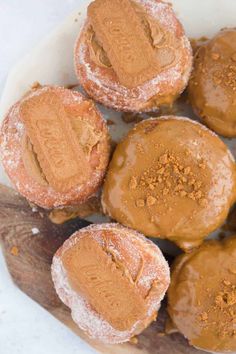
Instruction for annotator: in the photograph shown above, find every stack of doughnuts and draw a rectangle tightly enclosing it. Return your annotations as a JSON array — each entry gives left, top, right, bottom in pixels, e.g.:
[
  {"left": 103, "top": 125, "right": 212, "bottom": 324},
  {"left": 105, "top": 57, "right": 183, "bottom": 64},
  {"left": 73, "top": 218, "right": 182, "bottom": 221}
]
[{"left": 1, "top": 0, "right": 236, "bottom": 351}]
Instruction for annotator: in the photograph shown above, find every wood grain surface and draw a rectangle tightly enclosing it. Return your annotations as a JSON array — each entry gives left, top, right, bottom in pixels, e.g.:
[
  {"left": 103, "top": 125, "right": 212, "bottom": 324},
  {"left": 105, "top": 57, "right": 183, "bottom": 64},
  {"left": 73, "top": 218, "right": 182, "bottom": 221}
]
[{"left": 0, "top": 183, "right": 204, "bottom": 354}]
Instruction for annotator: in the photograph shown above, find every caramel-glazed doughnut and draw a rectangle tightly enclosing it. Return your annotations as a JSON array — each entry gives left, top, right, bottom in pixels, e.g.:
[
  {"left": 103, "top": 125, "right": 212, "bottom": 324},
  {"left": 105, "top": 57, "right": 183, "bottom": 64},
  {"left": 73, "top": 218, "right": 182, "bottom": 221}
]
[
  {"left": 102, "top": 117, "right": 236, "bottom": 251},
  {"left": 74, "top": 0, "right": 192, "bottom": 112},
  {"left": 51, "top": 223, "right": 170, "bottom": 343},
  {"left": 168, "top": 236, "right": 236, "bottom": 353},
  {"left": 189, "top": 29, "right": 236, "bottom": 137},
  {"left": 0, "top": 86, "right": 110, "bottom": 208}
]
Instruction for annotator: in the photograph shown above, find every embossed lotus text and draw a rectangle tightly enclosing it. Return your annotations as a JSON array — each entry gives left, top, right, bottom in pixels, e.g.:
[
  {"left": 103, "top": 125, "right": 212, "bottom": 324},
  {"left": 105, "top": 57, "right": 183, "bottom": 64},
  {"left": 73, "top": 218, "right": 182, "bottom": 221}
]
[
  {"left": 62, "top": 236, "right": 147, "bottom": 331},
  {"left": 20, "top": 91, "right": 89, "bottom": 192},
  {"left": 88, "top": 0, "right": 159, "bottom": 88}
]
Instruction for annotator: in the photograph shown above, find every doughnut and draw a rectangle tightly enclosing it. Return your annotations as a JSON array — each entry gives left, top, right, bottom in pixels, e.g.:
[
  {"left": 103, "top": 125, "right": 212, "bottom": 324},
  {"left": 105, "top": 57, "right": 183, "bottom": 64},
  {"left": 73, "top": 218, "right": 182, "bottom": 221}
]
[
  {"left": 102, "top": 116, "right": 236, "bottom": 251},
  {"left": 51, "top": 223, "right": 170, "bottom": 343},
  {"left": 0, "top": 86, "right": 110, "bottom": 208},
  {"left": 189, "top": 29, "right": 236, "bottom": 137},
  {"left": 168, "top": 236, "right": 236, "bottom": 353},
  {"left": 74, "top": 0, "right": 192, "bottom": 112}
]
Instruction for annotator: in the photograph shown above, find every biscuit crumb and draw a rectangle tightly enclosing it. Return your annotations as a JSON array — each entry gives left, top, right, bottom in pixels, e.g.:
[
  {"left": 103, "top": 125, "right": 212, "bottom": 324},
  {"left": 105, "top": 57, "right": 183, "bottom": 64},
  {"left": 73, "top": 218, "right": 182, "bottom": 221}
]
[
  {"left": 223, "top": 280, "right": 231, "bottom": 286},
  {"left": 184, "top": 166, "right": 191, "bottom": 175},
  {"left": 31, "top": 81, "right": 41, "bottom": 89},
  {"left": 136, "top": 199, "right": 145, "bottom": 207},
  {"left": 199, "top": 312, "right": 208, "bottom": 321},
  {"left": 211, "top": 52, "right": 220, "bottom": 60},
  {"left": 129, "top": 177, "right": 137, "bottom": 190},
  {"left": 146, "top": 196, "right": 157, "bottom": 206},
  {"left": 107, "top": 119, "right": 115, "bottom": 126},
  {"left": 10, "top": 246, "right": 19, "bottom": 256},
  {"left": 180, "top": 190, "right": 187, "bottom": 197},
  {"left": 159, "top": 154, "right": 168, "bottom": 164}
]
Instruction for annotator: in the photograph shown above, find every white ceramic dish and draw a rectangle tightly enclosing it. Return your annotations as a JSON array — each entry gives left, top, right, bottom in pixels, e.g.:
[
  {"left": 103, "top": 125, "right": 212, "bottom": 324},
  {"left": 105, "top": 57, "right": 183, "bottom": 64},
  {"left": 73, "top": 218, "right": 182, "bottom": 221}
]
[{"left": 0, "top": 0, "right": 236, "bottom": 256}]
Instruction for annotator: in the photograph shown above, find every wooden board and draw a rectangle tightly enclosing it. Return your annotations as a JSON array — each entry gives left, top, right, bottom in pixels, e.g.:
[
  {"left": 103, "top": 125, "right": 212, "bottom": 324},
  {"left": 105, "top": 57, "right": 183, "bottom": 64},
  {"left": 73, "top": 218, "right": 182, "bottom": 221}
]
[{"left": 0, "top": 183, "right": 203, "bottom": 354}]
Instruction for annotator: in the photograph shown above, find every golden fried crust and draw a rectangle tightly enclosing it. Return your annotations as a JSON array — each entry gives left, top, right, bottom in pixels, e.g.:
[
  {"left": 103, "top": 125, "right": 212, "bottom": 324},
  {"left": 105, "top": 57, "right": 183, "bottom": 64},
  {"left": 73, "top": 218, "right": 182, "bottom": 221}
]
[
  {"left": 168, "top": 236, "right": 236, "bottom": 353},
  {"left": 102, "top": 117, "right": 236, "bottom": 251},
  {"left": 189, "top": 29, "right": 236, "bottom": 137}
]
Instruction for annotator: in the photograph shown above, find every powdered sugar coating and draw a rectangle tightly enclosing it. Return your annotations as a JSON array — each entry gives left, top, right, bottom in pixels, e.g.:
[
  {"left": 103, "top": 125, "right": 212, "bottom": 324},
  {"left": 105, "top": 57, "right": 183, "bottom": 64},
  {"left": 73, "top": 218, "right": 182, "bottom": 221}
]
[
  {"left": 51, "top": 223, "right": 170, "bottom": 343},
  {"left": 74, "top": 0, "right": 193, "bottom": 112},
  {"left": 0, "top": 85, "right": 110, "bottom": 209}
]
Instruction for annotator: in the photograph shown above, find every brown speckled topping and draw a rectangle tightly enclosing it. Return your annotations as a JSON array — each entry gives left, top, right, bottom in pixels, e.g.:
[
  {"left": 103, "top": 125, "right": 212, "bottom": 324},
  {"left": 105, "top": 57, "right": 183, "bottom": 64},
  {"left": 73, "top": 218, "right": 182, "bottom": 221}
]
[
  {"left": 189, "top": 28, "right": 236, "bottom": 137},
  {"left": 102, "top": 117, "right": 236, "bottom": 251},
  {"left": 129, "top": 151, "right": 207, "bottom": 209},
  {"left": 168, "top": 236, "right": 236, "bottom": 352}
]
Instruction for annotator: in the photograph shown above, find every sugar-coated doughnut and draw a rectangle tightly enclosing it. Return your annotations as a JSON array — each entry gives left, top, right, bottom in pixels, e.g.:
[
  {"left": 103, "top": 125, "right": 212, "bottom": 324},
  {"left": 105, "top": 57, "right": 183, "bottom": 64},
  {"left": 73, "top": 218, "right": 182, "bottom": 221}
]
[
  {"left": 0, "top": 86, "right": 110, "bottom": 208},
  {"left": 51, "top": 223, "right": 170, "bottom": 343},
  {"left": 74, "top": 0, "right": 192, "bottom": 112}
]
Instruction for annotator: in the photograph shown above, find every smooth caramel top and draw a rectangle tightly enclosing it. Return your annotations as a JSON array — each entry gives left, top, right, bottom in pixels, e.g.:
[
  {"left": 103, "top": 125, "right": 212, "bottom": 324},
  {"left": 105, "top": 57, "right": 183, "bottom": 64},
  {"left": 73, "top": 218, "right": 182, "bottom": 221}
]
[
  {"left": 189, "top": 29, "right": 236, "bottom": 137},
  {"left": 102, "top": 117, "right": 236, "bottom": 251},
  {"left": 20, "top": 91, "right": 90, "bottom": 192},
  {"left": 168, "top": 237, "right": 236, "bottom": 352}
]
